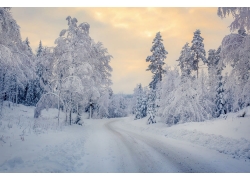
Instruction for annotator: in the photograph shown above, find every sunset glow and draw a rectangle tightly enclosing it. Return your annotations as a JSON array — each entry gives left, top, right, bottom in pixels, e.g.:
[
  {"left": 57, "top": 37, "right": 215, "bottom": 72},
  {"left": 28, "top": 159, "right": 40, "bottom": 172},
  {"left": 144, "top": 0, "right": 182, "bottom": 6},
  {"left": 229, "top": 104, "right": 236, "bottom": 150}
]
[{"left": 11, "top": 7, "right": 233, "bottom": 94}]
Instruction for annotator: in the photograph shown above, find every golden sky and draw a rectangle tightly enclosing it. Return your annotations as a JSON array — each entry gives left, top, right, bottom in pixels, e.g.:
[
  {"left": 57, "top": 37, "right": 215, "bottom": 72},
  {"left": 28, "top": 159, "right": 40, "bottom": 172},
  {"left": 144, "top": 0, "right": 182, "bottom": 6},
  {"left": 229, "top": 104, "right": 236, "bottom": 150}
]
[{"left": 11, "top": 7, "right": 233, "bottom": 94}]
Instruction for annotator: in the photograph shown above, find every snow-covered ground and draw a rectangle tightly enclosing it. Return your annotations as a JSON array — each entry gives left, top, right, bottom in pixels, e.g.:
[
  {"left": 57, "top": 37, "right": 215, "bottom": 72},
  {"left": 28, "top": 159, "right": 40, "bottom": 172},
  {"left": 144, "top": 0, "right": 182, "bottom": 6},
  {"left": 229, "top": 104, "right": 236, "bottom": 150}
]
[
  {"left": 120, "top": 108, "right": 250, "bottom": 161},
  {"left": 0, "top": 102, "right": 250, "bottom": 173}
]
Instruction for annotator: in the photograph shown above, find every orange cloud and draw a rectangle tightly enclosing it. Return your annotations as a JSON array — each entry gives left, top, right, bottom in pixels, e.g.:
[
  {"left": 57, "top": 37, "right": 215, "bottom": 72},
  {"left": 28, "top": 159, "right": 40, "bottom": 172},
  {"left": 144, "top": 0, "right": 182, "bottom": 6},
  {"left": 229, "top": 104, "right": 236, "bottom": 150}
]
[{"left": 11, "top": 7, "right": 234, "bottom": 94}]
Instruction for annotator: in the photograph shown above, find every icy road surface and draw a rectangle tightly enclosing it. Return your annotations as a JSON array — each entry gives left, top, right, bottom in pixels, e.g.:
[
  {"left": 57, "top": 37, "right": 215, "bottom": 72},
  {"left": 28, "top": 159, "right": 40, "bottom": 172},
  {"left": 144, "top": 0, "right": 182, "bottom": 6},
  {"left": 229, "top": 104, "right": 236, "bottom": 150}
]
[
  {"left": 1, "top": 117, "right": 250, "bottom": 173},
  {"left": 80, "top": 119, "right": 250, "bottom": 173}
]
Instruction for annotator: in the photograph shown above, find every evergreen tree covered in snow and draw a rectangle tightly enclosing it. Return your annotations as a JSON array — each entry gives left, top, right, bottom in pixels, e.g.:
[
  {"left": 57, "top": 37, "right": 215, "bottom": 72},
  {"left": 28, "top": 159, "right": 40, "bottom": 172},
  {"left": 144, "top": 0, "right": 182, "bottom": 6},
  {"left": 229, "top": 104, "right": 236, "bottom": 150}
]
[
  {"left": 207, "top": 46, "right": 227, "bottom": 117},
  {"left": 25, "top": 80, "right": 36, "bottom": 106},
  {"left": 145, "top": 32, "right": 167, "bottom": 124},
  {"left": 24, "top": 37, "right": 33, "bottom": 55},
  {"left": 36, "top": 40, "right": 43, "bottom": 57},
  {"left": 190, "top": 29, "right": 207, "bottom": 78},
  {"left": 215, "top": 76, "right": 227, "bottom": 117},
  {"left": 141, "top": 89, "right": 148, "bottom": 118},
  {"left": 0, "top": 7, "right": 34, "bottom": 115},
  {"left": 147, "top": 89, "right": 156, "bottom": 124},
  {"left": 207, "top": 48, "right": 220, "bottom": 92},
  {"left": 177, "top": 43, "right": 194, "bottom": 79},
  {"left": 30, "top": 41, "right": 50, "bottom": 106},
  {"left": 134, "top": 84, "right": 147, "bottom": 120},
  {"left": 223, "top": 73, "right": 234, "bottom": 113},
  {"left": 159, "top": 45, "right": 211, "bottom": 125},
  {"left": 146, "top": 32, "right": 168, "bottom": 90},
  {"left": 154, "top": 81, "right": 163, "bottom": 117}
]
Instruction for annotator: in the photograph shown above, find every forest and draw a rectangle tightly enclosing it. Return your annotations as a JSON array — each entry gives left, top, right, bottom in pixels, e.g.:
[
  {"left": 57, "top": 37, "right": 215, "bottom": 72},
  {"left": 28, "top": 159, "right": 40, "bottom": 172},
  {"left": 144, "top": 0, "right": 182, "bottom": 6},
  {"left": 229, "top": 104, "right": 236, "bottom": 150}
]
[{"left": 1, "top": 7, "right": 250, "bottom": 126}]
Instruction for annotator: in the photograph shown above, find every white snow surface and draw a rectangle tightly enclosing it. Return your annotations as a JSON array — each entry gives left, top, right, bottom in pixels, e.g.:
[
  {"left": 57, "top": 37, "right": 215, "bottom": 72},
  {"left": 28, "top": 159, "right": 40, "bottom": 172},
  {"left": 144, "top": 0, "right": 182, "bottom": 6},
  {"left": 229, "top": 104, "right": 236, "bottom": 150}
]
[{"left": 0, "top": 102, "right": 250, "bottom": 173}]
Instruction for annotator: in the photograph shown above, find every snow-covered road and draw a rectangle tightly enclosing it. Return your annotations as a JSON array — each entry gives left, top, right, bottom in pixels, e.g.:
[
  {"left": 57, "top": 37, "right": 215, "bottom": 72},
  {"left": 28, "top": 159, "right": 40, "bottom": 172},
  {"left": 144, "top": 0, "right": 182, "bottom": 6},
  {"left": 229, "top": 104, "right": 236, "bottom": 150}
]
[
  {"left": 80, "top": 119, "right": 250, "bottom": 173},
  {"left": 1, "top": 109, "right": 250, "bottom": 173}
]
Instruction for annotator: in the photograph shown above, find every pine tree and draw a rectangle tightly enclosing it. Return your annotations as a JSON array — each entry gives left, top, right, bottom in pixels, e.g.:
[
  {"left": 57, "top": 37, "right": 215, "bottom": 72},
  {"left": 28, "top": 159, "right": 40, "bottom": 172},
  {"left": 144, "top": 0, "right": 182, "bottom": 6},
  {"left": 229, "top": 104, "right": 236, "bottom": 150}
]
[
  {"left": 146, "top": 32, "right": 168, "bottom": 90},
  {"left": 141, "top": 89, "right": 148, "bottom": 118},
  {"left": 134, "top": 84, "right": 147, "bottom": 120},
  {"left": 215, "top": 76, "right": 227, "bottom": 117},
  {"left": 159, "top": 43, "right": 212, "bottom": 125},
  {"left": 0, "top": 7, "right": 34, "bottom": 111},
  {"left": 207, "top": 46, "right": 227, "bottom": 117},
  {"left": 147, "top": 89, "right": 156, "bottom": 124},
  {"left": 24, "top": 37, "right": 33, "bottom": 55},
  {"left": 190, "top": 29, "right": 207, "bottom": 78},
  {"left": 36, "top": 40, "right": 43, "bottom": 57},
  {"left": 177, "top": 43, "right": 194, "bottom": 79},
  {"left": 25, "top": 80, "right": 35, "bottom": 106},
  {"left": 146, "top": 32, "right": 167, "bottom": 124}
]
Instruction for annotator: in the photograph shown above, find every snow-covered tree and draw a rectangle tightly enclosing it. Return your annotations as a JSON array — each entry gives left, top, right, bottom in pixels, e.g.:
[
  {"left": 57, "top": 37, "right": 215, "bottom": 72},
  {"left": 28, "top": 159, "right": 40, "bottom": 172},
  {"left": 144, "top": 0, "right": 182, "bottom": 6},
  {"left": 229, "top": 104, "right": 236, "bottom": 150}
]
[
  {"left": 160, "top": 76, "right": 209, "bottom": 125},
  {"left": 108, "top": 94, "right": 128, "bottom": 118},
  {"left": 215, "top": 76, "right": 227, "bottom": 117},
  {"left": 34, "top": 16, "right": 113, "bottom": 124},
  {"left": 217, "top": 7, "right": 250, "bottom": 32},
  {"left": 220, "top": 28, "right": 246, "bottom": 66},
  {"left": 154, "top": 81, "right": 162, "bottom": 109},
  {"left": 159, "top": 48, "right": 211, "bottom": 125},
  {"left": 208, "top": 49, "right": 219, "bottom": 89},
  {"left": 197, "top": 69, "right": 214, "bottom": 119},
  {"left": 145, "top": 32, "right": 167, "bottom": 124},
  {"left": 92, "top": 89, "right": 111, "bottom": 119},
  {"left": 24, "top": 37, "right": 33, "bottom": 55},
  {"left": 190, "top": 29, "right": 207, "bottom": 78},
  {"left": 146, "top": 32, "right": 168, "bottom": 90},
  {"left": 220, "top": 27, "right": 250, "bottom": 111},
  {"left": 207, "top": 46, "right": 227, "bottom": 117},
  {"left": 134, "top": 84, "right": 147, "bottom": 120},
  {"left": 0, "top": 7, "right": 34, "bottom": 115},
  {"left": 177, "top": 43, "right": 194, "bottom": 79},
  {"left": 147, "top": 89, "right": 156, "bottom": 124},
  {"left": 157, "top": 66, "right": 180, "bottom": 118},
  {"left": 36, "top": 40, "right": 43, "bottom": 57}
]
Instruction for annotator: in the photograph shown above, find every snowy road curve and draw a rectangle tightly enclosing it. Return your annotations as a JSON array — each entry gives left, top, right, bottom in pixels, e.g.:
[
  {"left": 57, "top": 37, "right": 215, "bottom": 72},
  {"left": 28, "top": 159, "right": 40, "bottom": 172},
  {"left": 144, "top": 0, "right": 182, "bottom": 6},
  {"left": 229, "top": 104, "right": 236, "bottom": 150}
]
[
  {"left": 1, "top": 117, "right": 250, "bottom": 173},
  {"left": 81, "top": 119, "right": 250, "bottom": 173}
]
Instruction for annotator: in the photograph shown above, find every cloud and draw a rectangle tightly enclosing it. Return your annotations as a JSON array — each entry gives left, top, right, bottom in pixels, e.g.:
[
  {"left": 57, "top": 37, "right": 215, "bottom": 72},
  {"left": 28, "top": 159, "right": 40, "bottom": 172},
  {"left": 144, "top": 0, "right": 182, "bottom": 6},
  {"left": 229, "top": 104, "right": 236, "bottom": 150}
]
[{"left": 11, "top": 7, "right": 234, "bottom": 94}]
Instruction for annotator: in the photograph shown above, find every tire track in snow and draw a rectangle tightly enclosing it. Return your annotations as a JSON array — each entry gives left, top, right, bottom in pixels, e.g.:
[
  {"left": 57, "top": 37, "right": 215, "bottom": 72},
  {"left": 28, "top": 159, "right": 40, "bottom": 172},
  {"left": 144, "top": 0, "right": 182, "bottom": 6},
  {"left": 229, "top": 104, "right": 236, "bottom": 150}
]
[
  {"left": 105, "top": 120, "right": 184, "bottom": 172},
  {"left": 107, "top": 119, "right": 235, "bottom": 173}
]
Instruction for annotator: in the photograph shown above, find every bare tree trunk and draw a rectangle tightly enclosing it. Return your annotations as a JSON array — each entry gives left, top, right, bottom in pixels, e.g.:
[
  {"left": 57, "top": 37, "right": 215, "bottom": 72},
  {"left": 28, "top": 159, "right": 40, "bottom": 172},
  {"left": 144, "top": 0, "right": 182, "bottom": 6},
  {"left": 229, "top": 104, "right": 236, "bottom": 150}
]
[
  {"left": 89, "top": 105, "right": 92, "bottom": 119},
  {"left": 65, "top": 108, "right": 68, "bottom": 125},
  {"left": 15, "top": 80, "right": 18, "bottom": 105},
  {"left": 69, "top": 109, "right": 72, "bottom": 125},
  {"left": 57, "top": 78, "right": 62, "bottom": 126},
  {"left": 0, "top": 70, "right": 4, "bottom": 116},
  {"left": 57, "top": 90, "right": 61, "bottom": 125},
  {"left": 69, "top": 92, "right": 72, "bottom": 125}
]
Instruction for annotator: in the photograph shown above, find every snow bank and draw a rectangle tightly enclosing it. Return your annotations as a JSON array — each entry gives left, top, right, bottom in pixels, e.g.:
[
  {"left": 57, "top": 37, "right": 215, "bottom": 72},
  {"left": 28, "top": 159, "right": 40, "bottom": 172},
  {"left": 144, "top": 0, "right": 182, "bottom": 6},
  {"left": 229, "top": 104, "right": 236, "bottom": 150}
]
[
  {"left": 1, "top": 102, "right": 250, "bottom": 173},
  {"left": 120, "top": 113, "right": 250, "bottom": 161},
  {"left": 0, "top": 102, "right": 86, "bottom": 172}
]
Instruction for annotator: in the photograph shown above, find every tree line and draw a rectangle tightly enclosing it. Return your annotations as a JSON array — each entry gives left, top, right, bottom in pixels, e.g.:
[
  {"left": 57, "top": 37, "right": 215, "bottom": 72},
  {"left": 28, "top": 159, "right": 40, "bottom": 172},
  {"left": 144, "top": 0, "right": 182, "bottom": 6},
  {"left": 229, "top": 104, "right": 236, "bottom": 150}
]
[{"left": 132, "top": 7, "right": 250, "bottom": 125}]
